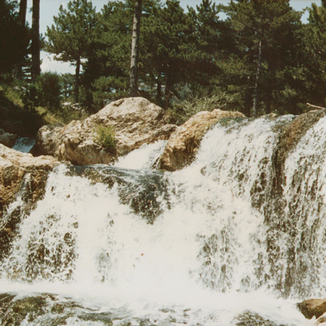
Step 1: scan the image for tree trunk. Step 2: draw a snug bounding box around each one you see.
[74,56,81,104]
[15,0,27,79]
[129,0,142,97]
[164,64,172,110]
[19,0,27,26]
[31,0,40,82]
[252,40,262,117]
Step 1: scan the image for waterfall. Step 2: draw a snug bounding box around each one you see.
[1,116,322,325]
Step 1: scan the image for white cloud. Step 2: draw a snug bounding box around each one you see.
[41,52,74,74]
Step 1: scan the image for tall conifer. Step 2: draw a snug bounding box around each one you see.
[46,0,97,103]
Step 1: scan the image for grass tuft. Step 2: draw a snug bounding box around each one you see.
[93,124,116,151]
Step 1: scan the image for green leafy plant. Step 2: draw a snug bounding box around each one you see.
[93,124,116,151]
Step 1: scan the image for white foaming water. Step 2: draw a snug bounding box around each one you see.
[114,140,167,169]
[281,115,326,298]
[0,116,317,325]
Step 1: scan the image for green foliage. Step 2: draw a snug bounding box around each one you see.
[45,0,98,103]
[0,0,29,76]
[5,0,326,121]
[170,91,240,124]
[93,124,116,151]
[45,0,97,64]
[36,72,62,111]
[21,72,62,112]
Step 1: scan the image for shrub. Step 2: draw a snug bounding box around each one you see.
[93,124,116,151]
[36,72,62,111]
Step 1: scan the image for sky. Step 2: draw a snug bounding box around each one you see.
[25,0,322,74]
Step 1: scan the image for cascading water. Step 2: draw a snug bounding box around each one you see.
[1,115,323,325]
[12,137,36,153]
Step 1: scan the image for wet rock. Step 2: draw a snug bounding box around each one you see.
[32,97,177,165]
[0,128,18,148]
[0,144,59,260]
[0,293,87,325]
[235,311,280,326]
[272,109,326,196]
[297,299,326,319]
[0,144,59,212]
[158,109,245,171]
[263,109,326,298]
[66,165,170,224]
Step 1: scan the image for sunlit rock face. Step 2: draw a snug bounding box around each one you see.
[32,97,177,165]
[0,144,59,209]
[158,109,246,171]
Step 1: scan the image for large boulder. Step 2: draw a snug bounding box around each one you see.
[32,97,177,165]
[297,299,326,320]
[0,144,59,216]
[158,109,246,171]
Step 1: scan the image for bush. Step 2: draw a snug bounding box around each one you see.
[93,124,116,151]
[36,72,62,111]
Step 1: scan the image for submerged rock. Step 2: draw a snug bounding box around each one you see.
[66,165,170,224]
[235,311,280,326]
[32,97,177,165]
[158,109,245,171]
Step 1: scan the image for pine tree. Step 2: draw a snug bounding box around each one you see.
[31,0,40,82]
[45,0,97,103]
[141,0,193,107]
[0,0,29,77]
[16,0,27,78]
[129,0,142,97]
[224,0,302,116]
[300,2,326,109]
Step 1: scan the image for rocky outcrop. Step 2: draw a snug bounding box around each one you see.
[0,144,59,217]
[32,97,177,165]
[158,109,246,171]
[0,128,18,148]
[272,109,326,195]
[0,144,59,260]
[297,299,326,324]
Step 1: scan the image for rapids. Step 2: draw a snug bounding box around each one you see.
[0,115,323,325]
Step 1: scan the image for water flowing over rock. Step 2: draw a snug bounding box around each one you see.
[0,144,59,260]
[3,109,326,325]
[158,109,245,171]
[32,97,177,165]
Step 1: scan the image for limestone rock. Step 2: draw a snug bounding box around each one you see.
[158,109,245,171]
[0,144,59,215]
[32,97,177,165]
